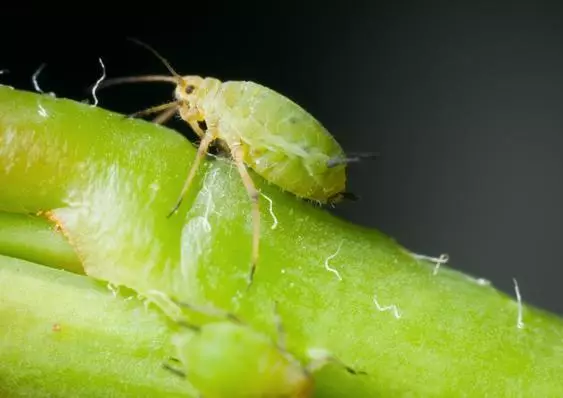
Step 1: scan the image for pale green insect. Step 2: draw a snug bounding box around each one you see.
[100,39,372,285]
[168,321,313,398]
[164,302,361,398]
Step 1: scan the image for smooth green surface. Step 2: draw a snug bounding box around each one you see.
[0,255,192,398]
[1,86,563,397]
[0,212,82,273]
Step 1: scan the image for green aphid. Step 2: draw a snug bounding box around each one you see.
[164,303,362,398]
[99,39,375,286]
[168,321,313,398]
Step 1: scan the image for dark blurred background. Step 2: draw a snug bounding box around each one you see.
[2,6,563,314]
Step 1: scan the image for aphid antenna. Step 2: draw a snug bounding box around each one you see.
[91,37,183,92]
[95,75,178,89]
[126,37,181,77]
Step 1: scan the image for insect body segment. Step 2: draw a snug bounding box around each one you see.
[217,81,348,203]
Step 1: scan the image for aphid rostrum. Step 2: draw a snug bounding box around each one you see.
[99,39,375,285]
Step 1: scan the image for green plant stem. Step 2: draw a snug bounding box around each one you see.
[0,254,192,398]
[0,212,82,274]
[1,86,563,397]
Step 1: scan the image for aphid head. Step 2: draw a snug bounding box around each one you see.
[174,75,205,103]
[96,38,204,104]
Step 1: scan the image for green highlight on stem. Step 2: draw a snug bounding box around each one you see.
[1,85,563,397]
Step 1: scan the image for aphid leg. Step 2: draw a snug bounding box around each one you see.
[162,357,186,379]
[162,361,187,378]
[126,101,179,119]
[152,105,178,125]
[177,319,203,332]
[305,348,366,376]
[231,143,261,287]
[178,102,206,137]
[168,131,216,217]
[187,119,206,138]
[163,358,203,397]
[172,299,242,324]
[339,192,360,202]
[163,357,204,397]
[328,191,360,205]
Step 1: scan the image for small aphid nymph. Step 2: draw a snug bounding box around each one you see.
[99,38,374,286]
[164,301,363,397]
[168,321,314,398]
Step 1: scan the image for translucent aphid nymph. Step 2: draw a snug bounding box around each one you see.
[99,38,375,286]
[164,301,364,397]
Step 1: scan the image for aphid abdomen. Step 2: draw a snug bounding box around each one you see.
[213,81,347,202]
[248,147,345,202]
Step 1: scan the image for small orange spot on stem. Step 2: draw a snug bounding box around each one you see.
[52,323,61,332]
[41,210,87,272]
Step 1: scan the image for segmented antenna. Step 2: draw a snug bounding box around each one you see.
[126,37,181,77]
[93,38,182,92]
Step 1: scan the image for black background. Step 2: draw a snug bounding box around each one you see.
[2,5,563,315]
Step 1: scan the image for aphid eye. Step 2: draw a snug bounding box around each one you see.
[197,120,208,131]
[185,85,195,94]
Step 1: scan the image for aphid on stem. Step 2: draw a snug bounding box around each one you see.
[97,38,376,287]
[164,300,364,397]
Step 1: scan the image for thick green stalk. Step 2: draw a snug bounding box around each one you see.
[0,212,82,273]
[1,86,563,397]
[0,254,193,398]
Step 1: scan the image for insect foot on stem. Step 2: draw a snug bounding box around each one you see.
[306,348,367,376]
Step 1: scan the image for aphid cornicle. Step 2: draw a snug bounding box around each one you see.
[99,39,369,285]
